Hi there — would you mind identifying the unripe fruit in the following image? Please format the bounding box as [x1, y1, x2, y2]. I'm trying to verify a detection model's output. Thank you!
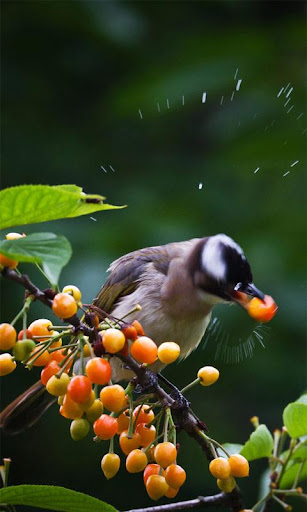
[0, 253, 18, 269]
[70, 418, 90, 441]
[46, 373, 70, 396]
[5, 232, 25, 240]
[165, 486, 178, 498]
[100, 384, 127, 413]
[29, 319, 54, 339]
[0, 323, 17, 350]
[52, 293, 78, 319]
[86, 399, 104, 423]
[133, 404, 155, 425]
[209, 457, 231, 479]
[154, 442, 177, 468]
[130, 336, 158, 364]
[13, 339, 36, 361]
[0, 353, 16, 376]
[67, 375, 92, 404]
[117, 410, 130, 434]
[157, 342, 180, 364]
[79, 389, 96, 411]
[101, 453, 120, 479]
[119, 430, 141, 455]
[143, 464, 162, 485]
[197, 366, 220, 386]
[102, 328, 126, 354]
[136, 423, 156, 447]
[62, 285, 82, 302]
[85, 357, 112, 385]
[40, 360, 61, 386]
[126, 449, 148, 473]
[228, 454, 249, 477]
[217, 476, 236, 493]
[146, 475, 169, 501]
[164, 464, 186, 489]
[247, 295, 277, 323]
[93, 414, 118, 440]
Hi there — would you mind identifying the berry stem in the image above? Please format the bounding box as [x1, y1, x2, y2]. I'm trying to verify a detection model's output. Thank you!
[10, 295, 34, 327]
[180, 378, 201, 395]
[291, 459, 305, 489]
[163, 407, 170, 442]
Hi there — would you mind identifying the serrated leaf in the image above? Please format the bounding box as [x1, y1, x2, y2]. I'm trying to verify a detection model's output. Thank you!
[0, 185, 124, 229]
[240, 424, 274, 461]
[0, 233, 72, 284]
[0, 485, 117, 512]
[283, 401, 307, 438]
[217, 443, 243, 458]
[280, 460, 307, 489]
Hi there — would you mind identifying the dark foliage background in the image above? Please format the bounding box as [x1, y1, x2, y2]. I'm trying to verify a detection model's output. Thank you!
[1, 1, 306, 511]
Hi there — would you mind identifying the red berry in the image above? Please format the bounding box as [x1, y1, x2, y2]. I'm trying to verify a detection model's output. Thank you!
[143, 464, 162, 485]
[132, 320, 145, 336]
[67, 375, 92, 404]
[122, 325, 138, 341]
[93, 414, 118, 440]
[40, 360, 61, 386]
[85, 357, 112, 385]
[18, 329, 33, 341]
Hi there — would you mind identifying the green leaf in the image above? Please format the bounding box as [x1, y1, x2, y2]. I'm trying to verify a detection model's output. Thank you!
[240, 424, 274, 461]
[0, 185, 124, 229]
[0, 233, 72, 285]
[280, 460, 307, 489]
[258, 467, 271, 500]
[217, 443, 243, 458]
[283, 401, 307, 438]
[0, 485, 117, 512]
[295, 393, 307, 405]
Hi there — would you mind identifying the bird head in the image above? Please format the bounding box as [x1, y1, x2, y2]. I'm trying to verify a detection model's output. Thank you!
[188, 234, 264, 306]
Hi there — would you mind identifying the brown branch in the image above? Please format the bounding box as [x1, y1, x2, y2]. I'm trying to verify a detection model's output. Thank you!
[1, 267, 244, 512]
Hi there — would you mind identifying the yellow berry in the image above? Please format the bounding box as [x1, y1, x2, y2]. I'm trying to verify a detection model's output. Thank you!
[228, 454, 249, 477]
[86, 399, 104, 423]
[157, 342, 180, 364]
[0, 353, 16, 376]
[46, 373, 70, 396]
[217, 476, 236, 493]
[126, 449, 148, 473]
[62, 285, 82, 302]
[146, 475, 169, 500]
[197, 366, 219, 386]
[0, 323, 17, 350]
[101, 453, 120, 479]
[52, 293, 78, 319]
[102, 328, 126, 354]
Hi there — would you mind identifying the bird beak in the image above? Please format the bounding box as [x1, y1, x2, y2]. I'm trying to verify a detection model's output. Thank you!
[230, 282, 265, 307]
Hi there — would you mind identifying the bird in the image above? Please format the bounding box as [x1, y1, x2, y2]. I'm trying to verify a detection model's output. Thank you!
[0, 234, 265, 434]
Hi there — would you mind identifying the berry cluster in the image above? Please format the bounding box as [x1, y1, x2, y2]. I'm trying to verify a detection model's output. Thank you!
[209, 454, 249, 493]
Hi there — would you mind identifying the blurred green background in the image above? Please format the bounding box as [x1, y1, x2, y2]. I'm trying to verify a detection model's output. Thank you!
[1, 1, 306, 510]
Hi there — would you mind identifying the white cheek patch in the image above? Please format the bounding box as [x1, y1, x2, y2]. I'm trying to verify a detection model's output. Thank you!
[201, 234, 245, 281]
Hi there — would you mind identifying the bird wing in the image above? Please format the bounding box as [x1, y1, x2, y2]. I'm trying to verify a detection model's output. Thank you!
[92, 245, 172, 314]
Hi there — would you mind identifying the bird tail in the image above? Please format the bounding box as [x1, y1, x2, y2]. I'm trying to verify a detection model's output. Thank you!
[0, 380, 56, 435]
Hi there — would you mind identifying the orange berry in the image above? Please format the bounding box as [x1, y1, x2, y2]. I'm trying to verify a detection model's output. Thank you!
[62, 285, 82, 302]
[117, 410, 130, 434]
[121, 325, 138, 341]
[157, 342, 180, 364]
[28, 319, 54, 339]
[247, 294, 278, 323]
[132, 320, 145, 336]
[46, 373, 70, 396]
[100, 384, 126, 413]
[119, 430, 141, 455]
[209, 457, 231, 479]
[40, 360, 61, 386]
[102, 328, 126, 354]
[18, 329, 33, 340]
[30, 347, 52, 367]
[83, 344, 91, 357]
[165, 486, 178, 498]
[93, 414, 118, 440]
[217, 476, 236, 493]
[67, 375, 92, 404]
[164, 464, 186, 489]
[228, 454, 249, 477]
[0, 353, 17, 376]
[146, 445, 156, 463]
[143, 464, 162, 485]
[52, 293, 78, 319]
[0, 253, 18, 269]
[86, 399, 104, 423]
[136, 423, 156, 447]
[85, 357, 112, 385]
[0, 323, 17, 350]
[197, 366, 220, 386]
[146, 474, 169, 501]
[131, 336, 158, 365]
[101, 453, 120, 479]
[79, 389, 96, 411]
[60, 393, 83, 419]
[50, 348, 67, 364]
[133, 404, 155, 425]
[126, 449, 148, 473]
[154, 442, 177, 468]
[50, 332, 62, 348]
